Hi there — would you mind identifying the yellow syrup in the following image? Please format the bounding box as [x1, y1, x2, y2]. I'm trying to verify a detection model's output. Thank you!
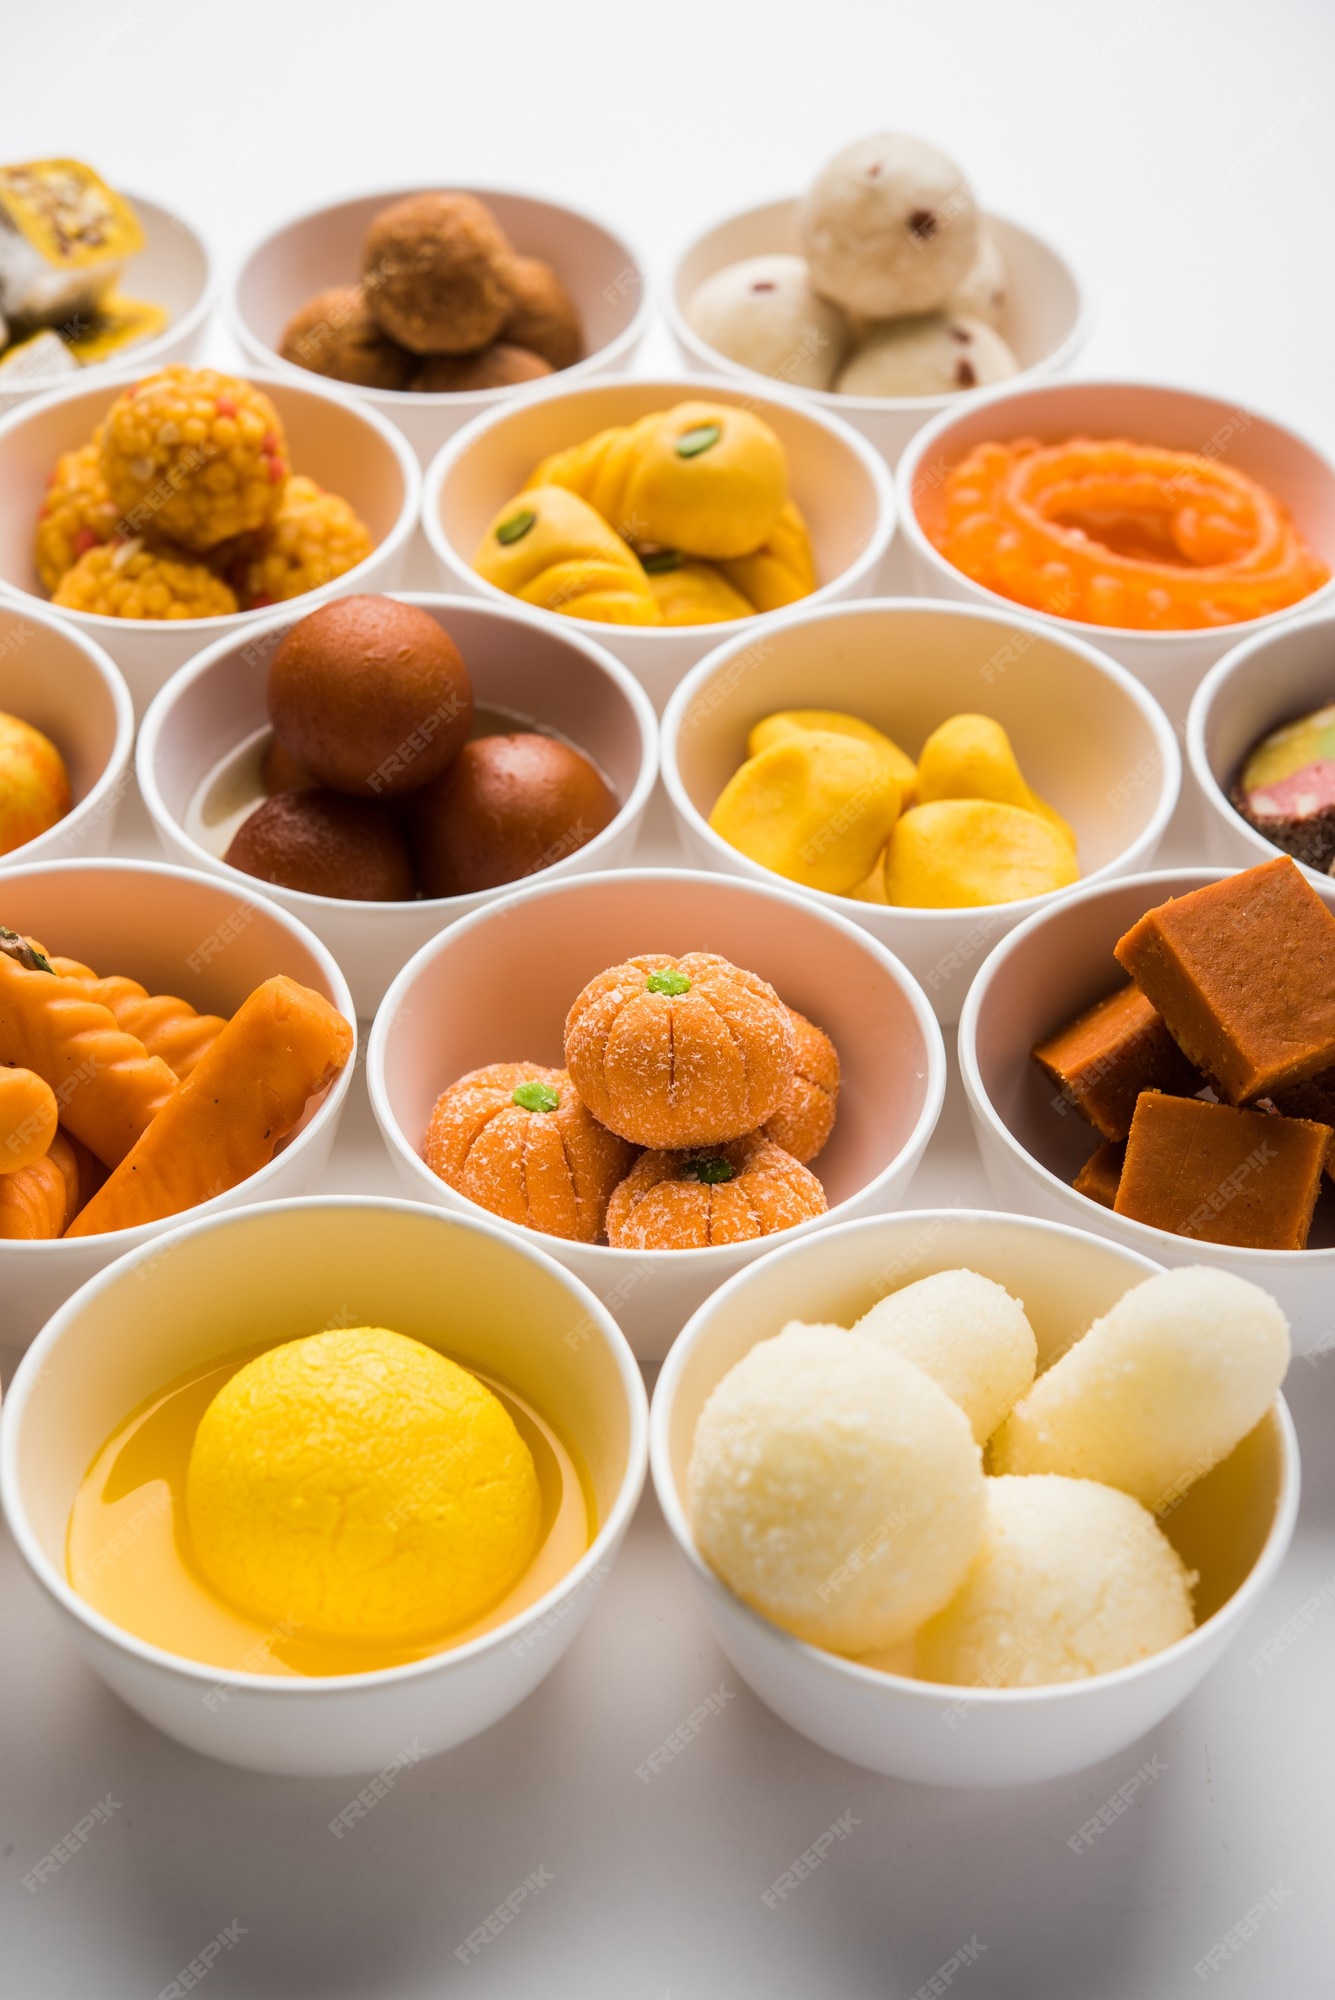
[68, 1343, 594, 1678]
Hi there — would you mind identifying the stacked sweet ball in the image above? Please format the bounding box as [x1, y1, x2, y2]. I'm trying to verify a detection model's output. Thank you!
[33, 366, 373, 618]
[1034, 857, 1335, 1249]
[0, 929, 351, 1239]
[689, 1262, 1289, 1685]
[711, 707, 1078, 907]
[279, 192, 583, 396]
[473, 402, 815, 628]
[424, 953, 840, 1249]
[685, 134, 1019, 400]
[0, 707, 70, 857]
[222, 594, 616, 903]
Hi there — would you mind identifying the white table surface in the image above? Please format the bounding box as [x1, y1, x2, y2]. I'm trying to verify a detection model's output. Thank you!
[4, 2, 1335, 1992]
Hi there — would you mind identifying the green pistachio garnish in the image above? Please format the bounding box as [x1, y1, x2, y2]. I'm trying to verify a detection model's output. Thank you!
[679, 1157, 735, 1185]
[640, 548, 682, 574]
[645, 968, 691, 996]
[674, 423, 721, 459]
[512, 1080, 561, 1113]
[496, 508, 537, 546]
[0, 927, 52, 973]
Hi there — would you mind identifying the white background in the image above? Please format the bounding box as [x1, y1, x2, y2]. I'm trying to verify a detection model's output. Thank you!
[3, 1, 1335, 1993]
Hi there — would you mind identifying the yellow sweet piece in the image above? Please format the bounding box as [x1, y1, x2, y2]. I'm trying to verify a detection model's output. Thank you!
[527, 413, 664, 532]
[34, 438, 119, 593]
[884, 799, 1080, 908]
[64, 293, 169, 364]
[716, 500, 817, 611]
[235, 474, 372, 608]
[915, 714, 1075, 850]
[98, 366, 288, 552]
[710, 730, 902, 896]
[52, 538, 238, 619]
[748, 708, 917, 795]
[645, 558, 753, 625]
[185, 1327, 542, 1642]
[847, 852, 891, 903]
[474, 484, 660, 625]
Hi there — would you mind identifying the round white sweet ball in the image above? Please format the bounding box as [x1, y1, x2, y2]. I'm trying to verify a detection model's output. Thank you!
[835, 314, 1018, 398]
[686, 254, 849, 390]
[687, 1321, 985, 1655]
[852, 1267, 1037, 1444]
[799, 133, 980, 318]
[946, 228, 1008, 329]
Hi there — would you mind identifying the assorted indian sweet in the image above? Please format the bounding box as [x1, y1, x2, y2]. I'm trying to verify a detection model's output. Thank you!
[68, 1324, 592, 1674]
[0, 707, 70, 856]
[33, 366, 373, 617]
[423, 955, 839, 1249]
[685, 133, 1018, 399]
[472, 402, 816, 627]
[1231, 700, 1335, 873]
[925, 436, 1329, 631]
[0, 928, 351, 1238]
[1034, 856, 1335, 1247]
[214, 594, 616, 903]
[710, 706, 1078, 906]
[688, 1262, 1289, 1684]
[278, 191, 584, 395]
[0, 160, 167, 384]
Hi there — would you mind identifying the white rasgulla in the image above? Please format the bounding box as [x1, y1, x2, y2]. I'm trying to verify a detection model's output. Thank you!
[990, 1266, 1290, 1513]
[686, 254, 850, 390]
[799, 133, 980, 318]
[835, 314, 1018, 398]
[910, 1475, 1196, 1687]
[687, 1321, 985, 1655]
[852, 1268, 1037, 1444]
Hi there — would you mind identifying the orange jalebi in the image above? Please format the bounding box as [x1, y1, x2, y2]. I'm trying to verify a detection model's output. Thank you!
[924, 436, 1329, 630]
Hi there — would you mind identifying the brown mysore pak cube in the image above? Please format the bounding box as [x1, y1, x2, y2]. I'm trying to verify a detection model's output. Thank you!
[1113, 1091, 1330, 1251]
[1032, 981, 1203, 1141]
[1073, 1140, 1126, 1210]
[1113, 856, 1335, 1103]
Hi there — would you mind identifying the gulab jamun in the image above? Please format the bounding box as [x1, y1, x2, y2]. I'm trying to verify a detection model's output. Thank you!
[363, 193, 517, 356]
[267, 595, 473, 799]
[260, 735, 317, 795]
[411, 344, 552, 393]
[225, 789, 415, 901]
[412, 731, 616, 897]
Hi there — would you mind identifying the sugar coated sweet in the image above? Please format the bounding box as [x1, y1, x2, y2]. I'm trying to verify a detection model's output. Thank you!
[852, 1268, 1037, 1444]
[798, 133, 980, 318]
[686, 254, 849, 390]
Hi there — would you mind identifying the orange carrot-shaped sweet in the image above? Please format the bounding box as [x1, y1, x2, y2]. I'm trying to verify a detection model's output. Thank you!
[51, 958, 227, 1082]
[0, 931, 176, 1167]
[0, 1064, 58, 1173]
[0, 1146, 68, 1238]
[67, 975, 353, 1237]
[51, 1125, 105, 1219]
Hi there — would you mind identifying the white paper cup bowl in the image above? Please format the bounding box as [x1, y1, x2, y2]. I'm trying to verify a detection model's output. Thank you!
[959, 868, 1335, 1352]
[367, 867, 945, 1361]
[0, 369, 420, 715]
[0, 1195, 647, 1776]
[422, 374, 895, 714]
[1188, 608, 1335, 900]
[0, 192, 216, 408]
[898, 379, 1335, 726]
[231, 186, 652, 466]
[651, 1207, 1298, 1785]
[662, 598, 1180, 1027]
[0, 858, 355, 1350]
[0, 600, 133, 869]
[137, 593, 659, 1018]
[668, 199, 1089, 468]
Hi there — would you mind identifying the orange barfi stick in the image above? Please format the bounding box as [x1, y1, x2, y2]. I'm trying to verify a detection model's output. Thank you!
[0, 1140, 70, 1239]
[0, 1065, 58, 1173]
[66, 975, 352, 1238]
[52, 957, 227, 1081]
[0, 931, 176, 1168]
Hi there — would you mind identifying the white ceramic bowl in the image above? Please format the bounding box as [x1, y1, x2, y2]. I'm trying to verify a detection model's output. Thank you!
[231, 185, 652, 466]
[1188, 607, 1335, 901]
[651, 1207, 1298, 1785]
[0, 858, 356, 1350]
[662, 598, 1180, 1026]
[959, 867, 1335, 1352]
[0, 368, 421, 715]
[668, 199, 1089, 467]
[422, 374, 896, 713]
[367, 867, 945, 1360]
[898, 379, 1335, 725]
[0, 1195, 647, 1776]
[137, 592, 659, 1017]
[0, 191, 216, 410]
[0, 599, 133, 869]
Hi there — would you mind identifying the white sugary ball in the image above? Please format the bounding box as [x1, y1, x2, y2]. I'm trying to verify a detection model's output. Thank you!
[688, 1322, 985, 1654]
[799, 133, 980, 318]
[835, 314, 1018, 399]
[853, 1268, 1037, 1444]
[911, 1475, 1196, 1687]
[946, 229, 1008, 329]
[686, 255, 849, 390]
[990, 1267, 1290, 1513]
